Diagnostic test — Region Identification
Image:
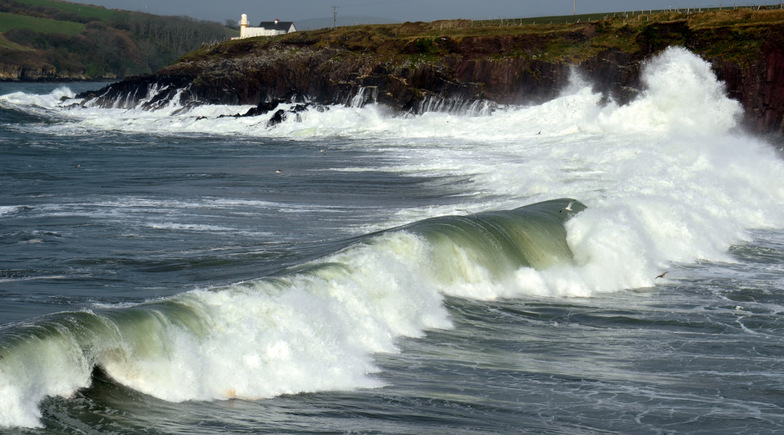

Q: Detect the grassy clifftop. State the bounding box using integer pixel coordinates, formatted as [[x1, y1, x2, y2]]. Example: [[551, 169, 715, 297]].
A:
[[181, 7, 784, 66]]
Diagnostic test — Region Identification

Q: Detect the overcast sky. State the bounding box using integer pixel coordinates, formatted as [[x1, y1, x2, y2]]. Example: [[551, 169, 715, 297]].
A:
[[67, 1, 782, 25]]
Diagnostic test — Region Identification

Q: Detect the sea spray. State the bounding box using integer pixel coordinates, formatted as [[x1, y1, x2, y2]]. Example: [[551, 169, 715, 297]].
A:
[[597, 46, 742, 135], [522, 47, 784, 295]]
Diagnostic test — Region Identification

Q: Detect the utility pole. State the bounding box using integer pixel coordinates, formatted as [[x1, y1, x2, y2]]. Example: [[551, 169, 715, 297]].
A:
[[574, 0, 576, 15], [332, 6, 338, 29]]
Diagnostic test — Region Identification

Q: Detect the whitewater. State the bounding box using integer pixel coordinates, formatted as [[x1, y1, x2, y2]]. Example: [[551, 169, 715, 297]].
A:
[[1, 46, 783, 433]]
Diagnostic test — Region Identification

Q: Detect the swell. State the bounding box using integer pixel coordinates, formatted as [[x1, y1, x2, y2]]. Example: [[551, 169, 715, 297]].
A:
[[0, 198, 582, 428], [0, 104, 57, 126]]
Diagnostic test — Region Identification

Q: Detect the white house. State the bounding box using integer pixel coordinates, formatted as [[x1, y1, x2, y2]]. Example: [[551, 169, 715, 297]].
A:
[[237, 15, 296, 39]]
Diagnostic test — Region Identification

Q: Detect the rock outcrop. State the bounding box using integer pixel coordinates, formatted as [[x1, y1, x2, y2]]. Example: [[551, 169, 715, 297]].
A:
[[77, 9, 784, 141], [0, 52, 93, 81]]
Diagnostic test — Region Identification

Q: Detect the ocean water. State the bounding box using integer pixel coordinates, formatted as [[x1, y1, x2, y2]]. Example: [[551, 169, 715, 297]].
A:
[[1, 47, 783, 433]]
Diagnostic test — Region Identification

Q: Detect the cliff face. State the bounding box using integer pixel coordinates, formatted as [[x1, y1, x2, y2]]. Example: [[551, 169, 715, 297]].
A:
[[78, 9, 784, 141], [0, 65, 100, 81], [713, 39, 784, 138], [0, 64, 56, 81], [0, 51, 72, 81]]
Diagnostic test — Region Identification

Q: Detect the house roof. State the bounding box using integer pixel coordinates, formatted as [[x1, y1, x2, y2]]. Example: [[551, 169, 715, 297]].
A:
[[258, 21, 295, 31]]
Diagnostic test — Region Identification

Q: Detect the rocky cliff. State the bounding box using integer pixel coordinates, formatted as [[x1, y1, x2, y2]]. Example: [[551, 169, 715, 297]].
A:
[[78, 9, 784, 141]]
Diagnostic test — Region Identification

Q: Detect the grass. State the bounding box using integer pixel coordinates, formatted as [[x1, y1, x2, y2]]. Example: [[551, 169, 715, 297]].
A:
[[180, 7, 784, 68], [13, 0, 115, 20], [0, 11, 85, 35]]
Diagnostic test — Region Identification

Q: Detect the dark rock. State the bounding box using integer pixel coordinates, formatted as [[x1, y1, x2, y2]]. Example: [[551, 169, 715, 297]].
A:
[[241, 100, 281, 117], [267, 109, 287, 127]]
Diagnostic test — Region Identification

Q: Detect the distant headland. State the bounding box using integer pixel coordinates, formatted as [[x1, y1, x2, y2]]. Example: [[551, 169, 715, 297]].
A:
[[77, 8, 784, 140]]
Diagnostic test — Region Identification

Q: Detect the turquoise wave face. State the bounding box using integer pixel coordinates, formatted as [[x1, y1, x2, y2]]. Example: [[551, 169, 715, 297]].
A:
[[0, 198, 584, 429], [405, 198, 584, 277]]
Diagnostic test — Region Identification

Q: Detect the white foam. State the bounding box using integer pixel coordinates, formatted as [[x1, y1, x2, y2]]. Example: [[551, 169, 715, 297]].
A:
[[98, 232, 451, 402], [144, 222, 236, 232], [0, 206, 21, 217], [0, 324, 92, 428], [422, 48, 783, 297]]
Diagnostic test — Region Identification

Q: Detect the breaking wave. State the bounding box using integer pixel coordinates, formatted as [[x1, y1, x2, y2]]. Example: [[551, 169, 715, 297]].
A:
[[0, 200, 581, 428]]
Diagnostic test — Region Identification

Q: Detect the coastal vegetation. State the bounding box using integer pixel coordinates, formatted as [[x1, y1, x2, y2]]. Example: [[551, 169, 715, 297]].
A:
[[182, 6, 784, 65], [0, 0, 238, 80]]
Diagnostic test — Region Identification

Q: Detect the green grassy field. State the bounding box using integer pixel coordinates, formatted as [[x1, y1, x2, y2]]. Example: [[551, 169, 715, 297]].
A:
[[13, 0, 115, 20], [0, 11, 85, 35]]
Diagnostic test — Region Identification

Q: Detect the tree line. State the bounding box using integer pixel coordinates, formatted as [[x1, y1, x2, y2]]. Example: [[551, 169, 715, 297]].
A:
[[0, 0, 237, 79]]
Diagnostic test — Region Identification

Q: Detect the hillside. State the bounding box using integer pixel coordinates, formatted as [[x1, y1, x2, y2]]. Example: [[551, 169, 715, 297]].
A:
[[80, 7, 784, 140], [0, 0, 238, 80]]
